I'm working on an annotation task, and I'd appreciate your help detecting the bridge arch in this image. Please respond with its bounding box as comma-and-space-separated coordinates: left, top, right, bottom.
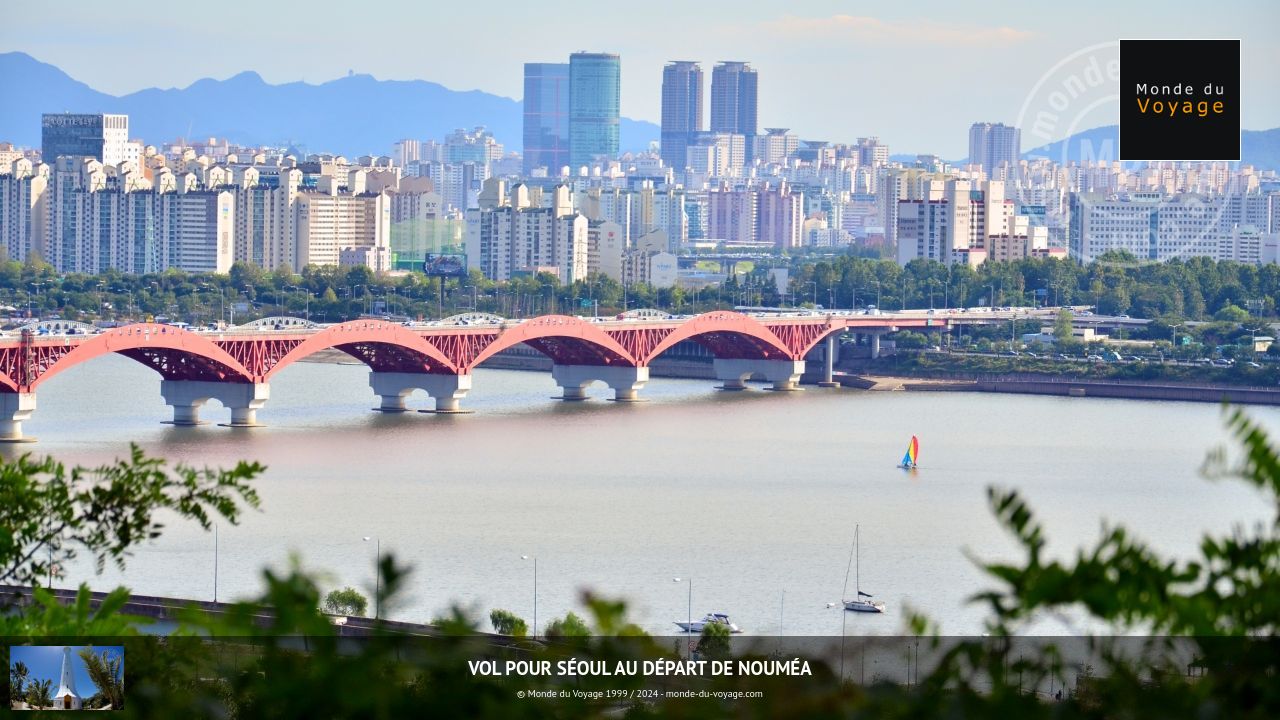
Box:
467, 315, 637, 370
638, 311, 794, 364
261, 319, 461, 379
18, 323, 254, 392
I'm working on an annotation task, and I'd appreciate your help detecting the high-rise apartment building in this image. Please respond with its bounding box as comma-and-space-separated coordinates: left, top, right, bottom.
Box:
465, 180, 588, 283
294, 188, 391, 271
0, 159, 49, 263
41, 113, 130, 166
968, 122, 1021, 175
523, 63, 571, 175
660, 61, 703, 172
568, 52, 621, 169
710, 62, 758, 165
896, 179, 1055, 266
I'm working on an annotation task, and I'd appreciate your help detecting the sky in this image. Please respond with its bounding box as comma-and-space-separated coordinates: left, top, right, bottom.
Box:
9, 645, 124, 701
3, 0, 1278, 157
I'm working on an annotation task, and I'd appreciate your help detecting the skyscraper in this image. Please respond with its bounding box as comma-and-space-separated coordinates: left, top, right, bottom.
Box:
968, 122, 1021, 175
660, 61, 703, 172
568, 52, 621, 169
710, 62, 758, 163
41, 113, 130, 165
523, 63, 570, 175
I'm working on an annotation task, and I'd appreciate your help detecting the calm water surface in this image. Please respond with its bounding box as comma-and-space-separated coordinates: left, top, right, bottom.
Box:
8, 354, 1274, 636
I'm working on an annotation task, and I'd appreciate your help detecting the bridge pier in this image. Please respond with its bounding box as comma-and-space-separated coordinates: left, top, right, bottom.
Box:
0, 392, 37, 442
714, 358, 805, 391
160, 380, 270, 427
551, 364, 649, 401
870, 332, 883, 359
818, 335, 839, 387
369, 372, 473, 413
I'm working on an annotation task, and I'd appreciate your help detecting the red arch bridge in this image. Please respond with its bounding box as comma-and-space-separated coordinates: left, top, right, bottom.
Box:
0, 308, 981, 441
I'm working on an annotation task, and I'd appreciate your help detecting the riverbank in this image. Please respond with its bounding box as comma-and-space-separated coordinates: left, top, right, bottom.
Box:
299, 348, 1280, 405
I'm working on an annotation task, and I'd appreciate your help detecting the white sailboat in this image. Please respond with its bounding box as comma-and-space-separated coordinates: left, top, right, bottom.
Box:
842, 524, 885, 614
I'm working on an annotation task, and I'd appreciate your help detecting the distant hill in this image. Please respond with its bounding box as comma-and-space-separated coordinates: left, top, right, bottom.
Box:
0, 52, 659, 156
1023, 124, 1280, 171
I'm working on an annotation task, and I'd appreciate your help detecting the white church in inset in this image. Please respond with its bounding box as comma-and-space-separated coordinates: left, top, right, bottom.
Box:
53, 646, 82, 710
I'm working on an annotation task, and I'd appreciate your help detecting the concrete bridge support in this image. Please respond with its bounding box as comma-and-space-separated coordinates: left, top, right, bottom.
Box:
369, 372, 472, 413
160, 380, 270, 427
818, 335, 840, 387
870, 332, 883, 359
714, 358, 806, 391
551, 364, 649, 401
0, 392, 37, 442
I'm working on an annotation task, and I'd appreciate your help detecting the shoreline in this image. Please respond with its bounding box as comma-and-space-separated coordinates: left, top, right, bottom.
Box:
299, 349, 1280, 405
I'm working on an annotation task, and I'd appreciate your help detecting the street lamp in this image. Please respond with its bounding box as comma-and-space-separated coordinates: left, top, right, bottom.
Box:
807, 281, 817, 309
213, 523, 219, 603
521, 555, 538, 639
363, 536, 381, 619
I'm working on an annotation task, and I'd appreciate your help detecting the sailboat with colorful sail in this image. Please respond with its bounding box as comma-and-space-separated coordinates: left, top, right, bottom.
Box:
899, 435, 919, 469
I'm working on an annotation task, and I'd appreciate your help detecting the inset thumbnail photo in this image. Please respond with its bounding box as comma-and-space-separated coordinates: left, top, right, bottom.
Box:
9, 645, 124, 711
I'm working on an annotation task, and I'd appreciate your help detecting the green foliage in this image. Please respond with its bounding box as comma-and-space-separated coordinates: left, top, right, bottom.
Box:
1214, 303, 1250, 323
1053, 308, 1074, 341
321, 587, 369, 617
8, 659, 28, 705
488, 608, 528, 637
79, 647, 125, 709
0, 445, 263, 588
25, 677, 52, 710
544, 611, 590, 639
893, 330, 928, 349
696, 621, 731, 659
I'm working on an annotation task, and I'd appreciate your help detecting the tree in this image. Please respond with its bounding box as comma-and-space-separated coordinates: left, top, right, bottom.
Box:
697, 621, 731, 659
0, 445, 262, 589
488, 609, 528, 637
544, 612, 590, 638
9, 660, 28, 705
78, 647, 124, 709
1053, 308, 1074, 342
321, 587, 368, 617
25, 678, 52, 710
1213, 303, 1249, 323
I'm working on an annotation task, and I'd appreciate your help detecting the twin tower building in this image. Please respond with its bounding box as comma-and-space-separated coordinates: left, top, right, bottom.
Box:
522, 55, 758, 177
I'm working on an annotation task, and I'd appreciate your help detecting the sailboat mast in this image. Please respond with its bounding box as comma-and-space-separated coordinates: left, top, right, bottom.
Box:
855, 524, 860, 595
842, 529, 856, 602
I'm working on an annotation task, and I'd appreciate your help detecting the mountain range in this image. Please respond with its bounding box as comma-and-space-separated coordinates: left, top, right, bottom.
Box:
2, 52, 1276, 170
0, 51, 659, 156
1022, 125, 1280, 171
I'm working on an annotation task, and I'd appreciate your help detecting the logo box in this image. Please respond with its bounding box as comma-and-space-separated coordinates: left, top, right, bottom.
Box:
1119, 39, 1240, 161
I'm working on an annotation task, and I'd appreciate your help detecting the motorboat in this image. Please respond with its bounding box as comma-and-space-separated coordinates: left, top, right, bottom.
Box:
674, 613, 743, 634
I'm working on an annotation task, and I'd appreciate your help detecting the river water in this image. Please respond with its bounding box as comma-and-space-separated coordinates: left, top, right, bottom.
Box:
6, 354, 1274, 637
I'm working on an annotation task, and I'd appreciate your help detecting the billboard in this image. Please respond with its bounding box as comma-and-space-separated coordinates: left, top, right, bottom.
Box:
423, 253, 467, 278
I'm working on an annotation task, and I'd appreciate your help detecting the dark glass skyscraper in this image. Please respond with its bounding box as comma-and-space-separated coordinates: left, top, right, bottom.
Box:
568, 52, 621, 169
660, 61, 703, 172
710, 62, 758, 163
523, 63, 570, 175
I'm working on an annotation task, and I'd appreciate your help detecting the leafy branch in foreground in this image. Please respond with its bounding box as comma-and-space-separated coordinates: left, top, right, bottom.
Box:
974, 405, 1279, 636
0, 444, 263, 589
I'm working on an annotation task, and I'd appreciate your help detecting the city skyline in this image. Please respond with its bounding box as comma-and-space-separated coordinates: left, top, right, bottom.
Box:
3, 1, 1278, 158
